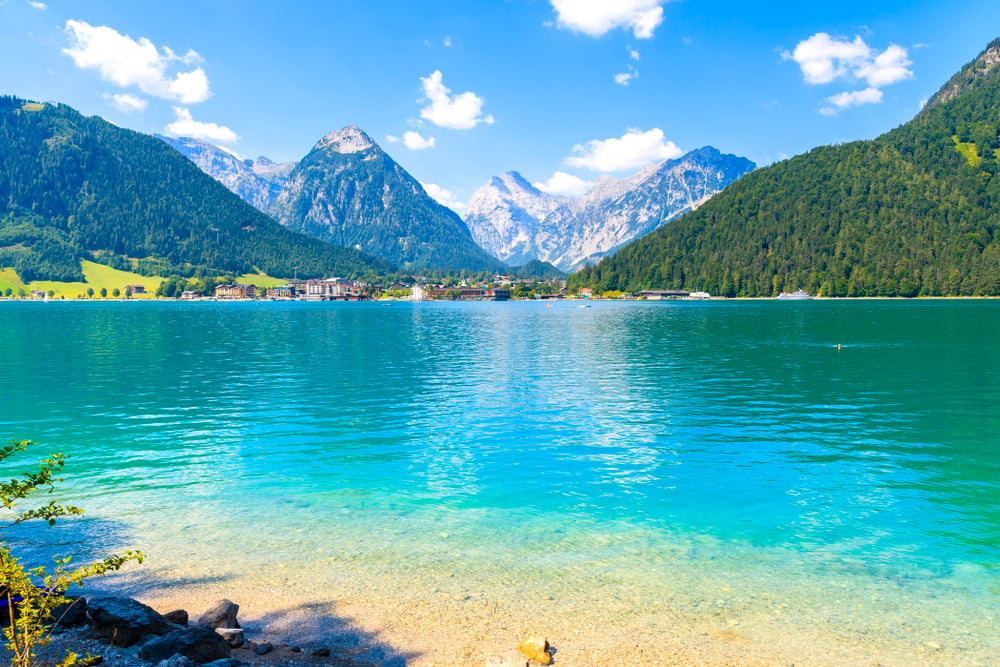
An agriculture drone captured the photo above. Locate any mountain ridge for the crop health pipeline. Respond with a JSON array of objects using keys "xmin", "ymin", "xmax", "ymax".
[
  {"xmin": 157, "ymin": 134, "xmax": 294, "ymax": 211},
  {"xmin": 0, "ymin": 96, "xmax": 392, "ymax": 282},
  {"xmin": 465, "ymin": 147, "xmax": 755, "ymax": 271},
  {"xmin": 161, "ymin": 127, "xmax": 503, "ymax": 272},
  {"xmin": 267, "ymin": 127, "xmax": 503, "ymax": 271}
]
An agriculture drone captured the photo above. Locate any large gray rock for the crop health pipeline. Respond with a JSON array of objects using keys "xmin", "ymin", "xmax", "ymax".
[
  {"xmin": 214, "ymin": 628, "xmax": 244, "ymax": 648},
  {"xmin": 163, "ymin": 610, "xmax": 189, "ymax": 626},
  {"xmin": 52, "ymin": 596, "xmax": 88, "ymax": 628},
  {"xmin": 87, "ymin": 596, "xmax": 170, "ymax": 647},
  {"xmin": 139, "ymin": 626, "xmax": 231, "ymax": 664},
  {"xmin": 195, "ymin": 600, "xmax": 239, "ymax": 629}
]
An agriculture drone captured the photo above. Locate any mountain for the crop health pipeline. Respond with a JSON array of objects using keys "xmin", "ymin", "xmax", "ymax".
[
  {"xmin": 268, "ymin": 126, "xmax": 503, "ymax": 272},
  {"xmin": 571, "ymin": 38, "xmax": 1000, "ymax": 298},
  {"xmin": 0, "ymin": 96, "xmax": 393, "ymax": 282},
  {"xmin": 156, "ymin": 134, "xmax": 294, "ymax": 211},
  {"xmin": 465, "ymin": 147, "xmax": 755, "ymax": 272},
  {"xmin": 464, "ymin": 172, "xmax": 568, "ymax": 267},
  {"xmin": 511, "ymin": 259, "xmax": 566, "ymax": 280}
]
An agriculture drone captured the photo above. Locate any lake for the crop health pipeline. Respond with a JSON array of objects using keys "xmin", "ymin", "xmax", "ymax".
[{"xmin": 1, "ymin": 299, "xmax": 997, "ymax": 665}]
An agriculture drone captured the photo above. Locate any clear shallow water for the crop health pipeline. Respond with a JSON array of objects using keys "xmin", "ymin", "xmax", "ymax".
[{"xmin": 1, "ymin": 300, "xmax": 999, "ymax": 662}]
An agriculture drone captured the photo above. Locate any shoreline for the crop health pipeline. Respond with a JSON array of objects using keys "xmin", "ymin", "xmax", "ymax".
[
  {"xmin": 4, "ymin": 294, "xmax": 1000, "ymax": 303},
  {"xmin": 71, "ymin": 546, "xmax": 981, "ymax": 667}
]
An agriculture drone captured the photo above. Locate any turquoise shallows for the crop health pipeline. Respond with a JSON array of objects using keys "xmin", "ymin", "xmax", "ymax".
[{"xmin": 1, "ymin": 300, "xmax": 997, "ymax": 660}]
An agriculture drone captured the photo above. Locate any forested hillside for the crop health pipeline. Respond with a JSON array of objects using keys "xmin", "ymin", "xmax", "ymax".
[
  {"xmin": 571, "ymin": 38, "xmax": 1000, "ymax": 297},
  {"xmin": 0, "ymin": 97, "xmax": 392, "ymax": 282}
]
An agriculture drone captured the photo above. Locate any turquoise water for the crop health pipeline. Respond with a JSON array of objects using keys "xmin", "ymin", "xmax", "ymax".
[{"xmin": 1, "ymin": 300, "xmax": 998, "ymax": 662}]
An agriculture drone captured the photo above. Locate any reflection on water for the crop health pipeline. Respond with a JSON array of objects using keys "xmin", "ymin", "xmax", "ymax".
[{"xmin": 1, "ymin": 299, "xmax": 998, "ymax": 661}]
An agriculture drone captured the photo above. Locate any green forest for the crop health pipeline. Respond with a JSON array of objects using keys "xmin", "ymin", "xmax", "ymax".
[
  {"xmin": 0, "ymin": 96, "xmax": 393, "ymax": 282},
  {"xmin": 570, "ymin": 39, "xmax": 1000, "ymax": 297}
]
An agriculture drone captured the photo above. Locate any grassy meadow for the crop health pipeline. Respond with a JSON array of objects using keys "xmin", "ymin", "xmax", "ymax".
[{"xmin": 0, "ymin": 261, "xmax": 288, "ymax": 299}]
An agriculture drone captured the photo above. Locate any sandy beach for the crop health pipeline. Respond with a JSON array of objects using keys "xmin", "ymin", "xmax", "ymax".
[{"xmin": 70, "ymin": 562, "xmax": 972, "ymax": 667}]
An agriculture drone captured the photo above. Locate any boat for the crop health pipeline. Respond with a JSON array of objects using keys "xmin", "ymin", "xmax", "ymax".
[{"xmin": 776, "ymin": 289, "xmax": 813, "ymax": 300}]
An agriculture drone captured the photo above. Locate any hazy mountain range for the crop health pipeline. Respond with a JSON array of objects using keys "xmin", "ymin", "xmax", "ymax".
[
  {"xmin": 164, "ymin": 127, "xmax": 501, "ymax": 271},
  {"xmin": 166, "ymin": 131, "xmax": 754, "ymax": 273},
  {"xmin": 465, "ymin": 147, "xmax": 755, "ymax": 271}
]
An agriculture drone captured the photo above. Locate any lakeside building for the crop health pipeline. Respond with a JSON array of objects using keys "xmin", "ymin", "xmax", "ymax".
[
  {"xmin": 637, "ymin": 290, "xmax": 690, "ymax": 300},
  {"xmin": 215, "ymin": 284, "xmax": 257, "ymax": 300},
  {"xmin": 457, "ymin": 288, "xmax": 511, "ymax": 301},
  {"xmin": 301, "ymin": 279, "xmax": 367, "ymax": 301}
]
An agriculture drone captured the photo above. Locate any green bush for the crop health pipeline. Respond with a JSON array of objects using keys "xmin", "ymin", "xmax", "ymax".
[{"xmin": 0, "ymin": 440, "xmax": 143, "ymax": 667}]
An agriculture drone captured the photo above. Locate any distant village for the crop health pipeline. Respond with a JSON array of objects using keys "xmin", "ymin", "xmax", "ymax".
[
  {"xmin": 6, "ymin": 276, "xmax": 712, "ymax": 302},
  {"xmin": 210, "ymin": 277, "xmax": 549, "ymax": 301},
  {"xmin": 205, "ymin": 277, "xmax": 710, "ymax": 301}
]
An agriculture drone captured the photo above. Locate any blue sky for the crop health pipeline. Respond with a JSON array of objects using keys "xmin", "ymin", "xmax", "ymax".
[{"xmin": 2, "ymin": 1, "xmax": 1000, "ymax": 214}]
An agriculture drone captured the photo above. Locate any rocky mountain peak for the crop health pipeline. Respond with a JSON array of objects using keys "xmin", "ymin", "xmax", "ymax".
[
  {"xmin": 465, "ymin": 146, "xmax": 755, "ymax": 271},
  {"xmin": 315, "ymin": 125, "xmax": 376, "ymax": 154},
  {"xmin": 923, "ymin": 38, "xmax": 1000, "ymax": 111}
]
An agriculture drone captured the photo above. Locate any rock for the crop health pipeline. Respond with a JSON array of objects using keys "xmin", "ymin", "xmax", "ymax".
[
  {"xmin": 139, "ymin": 626, "xmax": 232, "ymax": 664},
  {"xmin": 215, "ymin": 628, "xmax": 244, "ymax": 649},
  {"xmin": 87, "ymin": 596, "xmax": 171, "ymax": 647},
  {"xmin": 516, "ymin": 636, "xmax": 551, "ymax": 665},
  {"xmin": 252, "ymin": 642, "xmax": 272, "ymax": 656},
  {"xmin": 311, "ymin": 647, "xmax": 330, "ymax": 657},
  {"xmin": 196, "ymin": 600, "xmax": 240, "ymax": 629},
  {"xmin": 52, "ymin": 596, "xmax": 88, "ymax": 628},
  {"xmin": 163, "ymin": 610, "xmax": 189, "ymax": 626},
  {"xmin": 155, "ymin": 655, "xmax": 198, "ymax": 667}
]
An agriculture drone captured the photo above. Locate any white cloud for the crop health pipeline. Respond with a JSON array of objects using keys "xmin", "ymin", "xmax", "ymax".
[
  {"xmin": 419, "ymin": 70, "xmax": 495, "ymax": 130},
  {"xmin": 164, "ymin": 107, "xmax": 238, "ymax": 144},
  {"xmin": 385, "ymin": 135, "xmax": 400, "ymax": 143},
  {"xmin": 614, "ymin": 68, "xmax": 638, "ymax": 86},
  {"xmin": 784, "ymin": 33, "xmax": 913, "ymax": 115},
  {"xmin": 63, "ymin": 20, "xmax": 211, "ymax": 104},
  {"xmin": 858, "ymin": 44, "xmax": 913, "ymax": 87},
  {"xmin": 403, "ymin": 130, "xmax": 436, "ymax": 150},
  {"xmin": 105, "ymin": 92, "xmax": 147, "ymax": 113},
  {"xmin": 550, "ymin": 0, "xmax": 667, "ymax": 39},
  {"xmin": 422, "ymin": 182, "xmax": 466, "ymax": 215},
  {"xmin": 28, "ymin": 1, "xmax": 46, "ymax": 9},
  {"xmin": 534, "ymin": 171, "xmax": 594, "ymax": 197},
  {"xmin": 443, "ymin": 36, "xmax": 452, "ymax": 47},
  {"xmin": 565, "ymin": 128, "xmax": 682, "ymax": 172},
  {"xmin": 784, "ymin": 33, "xmax": 912, "ymax": 88},
  {"xmin": 784, "ymin": 33, "xmax": 870, "ymax": 85},
  {"xmin": 820, "ymin": 87, "xmax": 883, "ymax": 115},
  {"xmin": 628, "ymin": 47, "xmax": 641, "ymax": 61}
]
